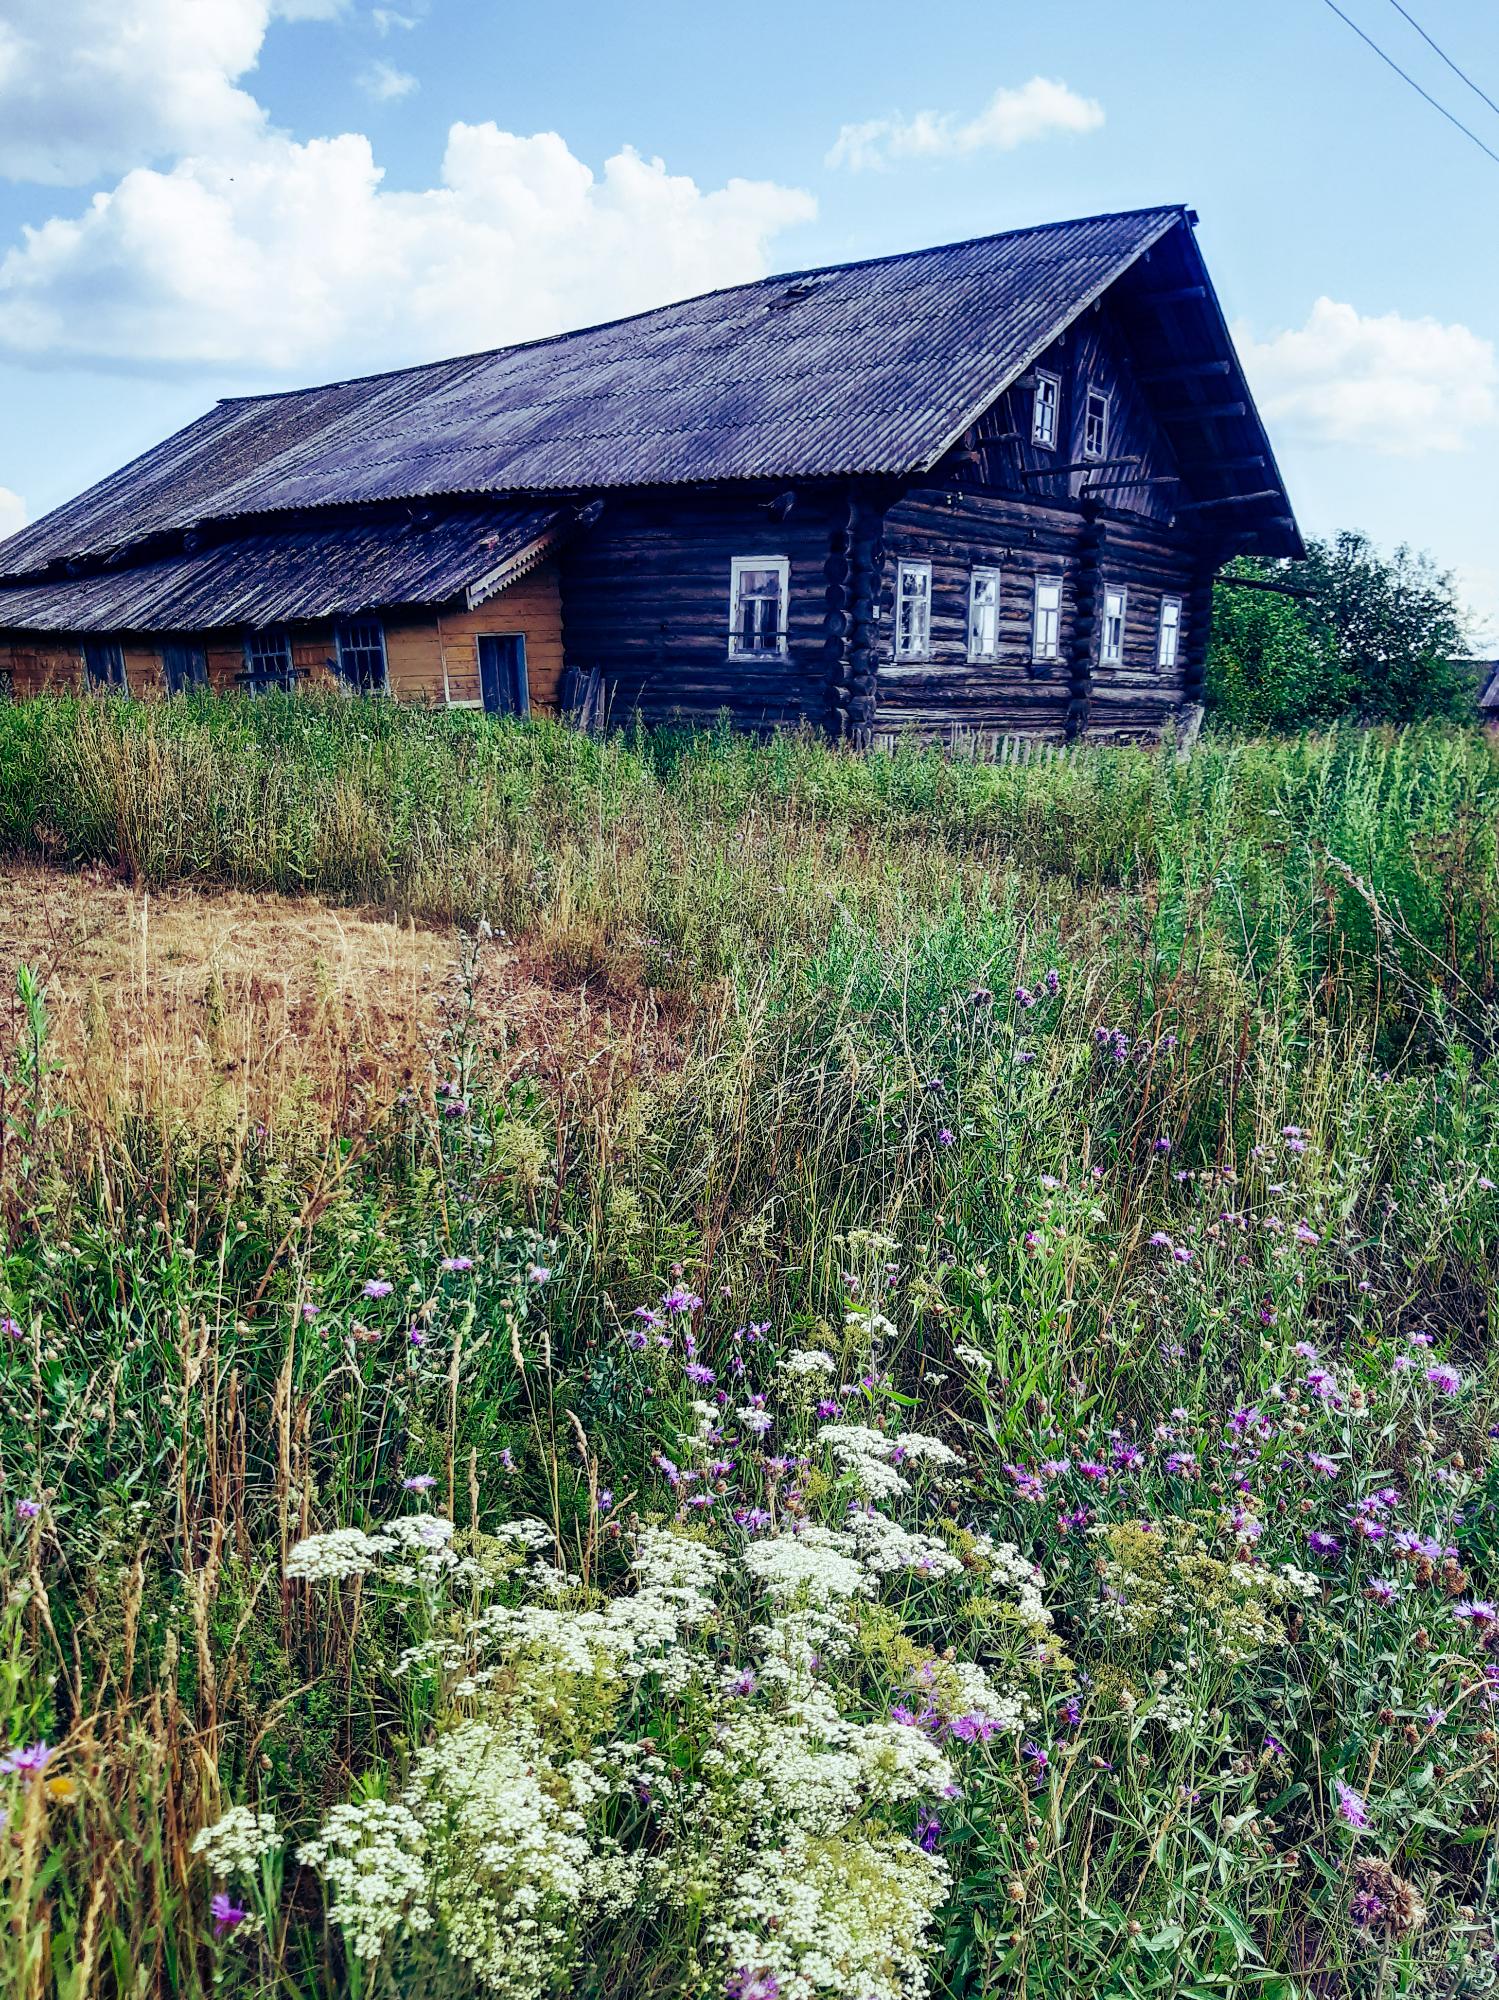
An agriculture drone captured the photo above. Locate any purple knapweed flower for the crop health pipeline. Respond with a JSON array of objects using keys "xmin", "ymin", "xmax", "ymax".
[
  {"xmin": 0, "ymin": 1741, "xmax": 51, "ymax": 1780},
  {"xmin": 1334, "ymin": 1779, "xmax": 1370, "ymax": 1830},
  {"xmin": 439, "ymin": 1256, "xmax": 474, "ymax": 1273},
  {"xmin": 1307, "ymin": 1529, "xmax": 1341, "ymax": 1557},
  {"xmin": 1425, "ymin": 1363, "xmax": 1461, "ymax": 1395},
  {"xmin": 402, "ymin": 1474, "xmax": 437, "ymax": 1492},
  {"xmin": 725, "ymin": 1971, "xmax": 780, "ymax": 2000},
  {"xmin": 361, "ymin": 1279, "xmax": 394, "ymax": 1301},
  {"xmin": 15, "ymin": 1499, "xmax": 40, "ymax": 1520},
  {"xmin": 210, "ymin": 1892, "xmax": 249, "ymax": 1939}
]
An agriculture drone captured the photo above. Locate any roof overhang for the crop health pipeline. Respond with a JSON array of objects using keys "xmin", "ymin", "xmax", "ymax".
[{"xmin": 0, "ymin": 504, "xmax": 578, "ymax": 638}]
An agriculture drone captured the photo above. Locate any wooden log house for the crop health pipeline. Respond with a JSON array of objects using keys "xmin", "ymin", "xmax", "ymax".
[{"xmin": 0, "ymin": 205, "xmax": 1300, "ymax": 746}]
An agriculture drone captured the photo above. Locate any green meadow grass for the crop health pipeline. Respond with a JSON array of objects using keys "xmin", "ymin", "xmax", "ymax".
[{"xmin": 0, "ymin": 696, "xmax": 1493, "ymax": 1999}]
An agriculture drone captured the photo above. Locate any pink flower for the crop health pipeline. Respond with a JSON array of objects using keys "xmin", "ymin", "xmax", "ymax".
[
  {"xmin": 362, "ymin": 1279, "xmax": 394, "ymax": 1300},
  {"xmin": 439, "ymin": 1256, "xmax": 474, "ymax": 1273}
]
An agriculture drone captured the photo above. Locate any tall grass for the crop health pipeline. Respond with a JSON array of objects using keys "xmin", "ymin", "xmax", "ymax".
[{"xmin": 0, "ymin": 698, "xmax": 1494, "ymax": 1997}]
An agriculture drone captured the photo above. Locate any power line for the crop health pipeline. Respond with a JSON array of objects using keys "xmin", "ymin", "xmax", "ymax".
[
  {"xmin": 1386, "ymin": 0, "xmax": 1499, "ymax": 123},
  {"xmin": 1318, "ymin": 0, "xmax": 1499, "ymax": 168}
]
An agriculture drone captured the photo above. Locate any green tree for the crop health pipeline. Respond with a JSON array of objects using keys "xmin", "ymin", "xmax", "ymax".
[{"xmin": 1207, "ymin": 531, "xmax": 1473, "ymax": 728}]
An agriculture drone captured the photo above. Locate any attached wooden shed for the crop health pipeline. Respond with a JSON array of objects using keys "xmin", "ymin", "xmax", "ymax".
[{"xmin": 0, "ymin": 203, "xmax": 1300, "ymax": 744}]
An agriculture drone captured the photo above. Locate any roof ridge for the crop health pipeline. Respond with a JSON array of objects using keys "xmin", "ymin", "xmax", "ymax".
[{"xmin": 215, "ymin": 204, "xmax": 1192, "ymax": 407}]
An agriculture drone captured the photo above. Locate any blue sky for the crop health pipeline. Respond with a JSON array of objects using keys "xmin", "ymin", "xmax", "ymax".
[{"xmin": 1, "ymin": 0, "xmax": 1496, "ymax": 638}]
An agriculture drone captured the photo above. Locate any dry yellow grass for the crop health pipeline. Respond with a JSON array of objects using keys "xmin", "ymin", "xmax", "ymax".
[
  {"xmin": 0, "ymin": 863, "xmax": 452, "ymax": 1136},
  {"xmin": 0, "ymin": 863, "xmax": 686, "ymax": 1143}
]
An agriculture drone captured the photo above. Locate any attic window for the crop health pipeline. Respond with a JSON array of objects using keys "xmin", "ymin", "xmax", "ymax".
[
  {"xmin": 1084, "ymin": 387, "xmax": 1109, "ymax": 459},
  {"xmin": 729, "ymin": 556, "xmax": 789, "ymax": 657},
  {"xmin": 1032, "ymin": 371, "xmax": 1060, "ymax": 449}
]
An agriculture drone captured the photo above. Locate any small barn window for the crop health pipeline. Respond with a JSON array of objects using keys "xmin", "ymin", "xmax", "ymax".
[
  {"xmin": 1100, "ymin": 585, "xmax": 1127, "ymax": 666},
  {"xmin": 1032, "ymin": 576, "xmax": 1062, "ymax": 662},
  {"xmin": 83, "ymin": 640, "xmax": 127, "ymax": 693},
  {"xmin": 729, "ymin": 556, "xmax": 789, "ymax": 657},
  {"xmin": 1157, "ymin": 594, "xmax": 1183, "ymax": 670},
  {"xmin": 1032, "ymin": 371, "xmax": 1060, "ymax": 449},
  {"xmin": 895, "ymin": 560, "xmax": 932, "ymax": 659},
  {"xmin": 243, "ymin": 628, "xmax": 295, "ymax": 692},
  {"xmin": 162, "ymin": 642, "xmax": 207, "ymax": 694},
  {"xmin": 335, "ymin": 618, "xmax": 388, "ymax": 694},
  {"xmin": 1084, "ymin": 387, "xmax": 1109, "ymax": 459},
  {"xmin": 968, "ymin": 567, "xmax": 1001, "ymax": 662}
]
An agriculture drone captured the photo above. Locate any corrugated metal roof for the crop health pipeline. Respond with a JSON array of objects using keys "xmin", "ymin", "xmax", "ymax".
[
  {"xmin": 0, "ymin": 208, "xmax": 1193, "ymax": 579},
  {"xmin": 0, "ymin": 505, "xmax": 563, "ymax": 635}
]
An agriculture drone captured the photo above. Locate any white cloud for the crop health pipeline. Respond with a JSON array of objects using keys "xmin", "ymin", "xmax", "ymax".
[
  {"xmin": 357, "ymin": 58, "xmax": 417, "ymax": 101},
  {"xmin": 0, "ymin": 0, "xmax": 344, "ymax": 186},
  {"xmin": 0, "ymin": 126, "xmax": 815, "ymax": 373},
  {"xmin": 0, "ymin": 0, "xmax": 814, "ymax": 376},
  {"xmin": 0, "ymin": 487, "xmax": 26, "ymax": 541},
  {"xmin": 1236, "ymin": 297, "xmax": 1497, "ymax": 456},
  {"xmin": 828, "ymin": 77, "xmax": 1103, "ymax": 171}
]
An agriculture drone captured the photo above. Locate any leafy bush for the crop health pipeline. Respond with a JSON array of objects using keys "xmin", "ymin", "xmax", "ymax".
[{"xmin": 1208, "ymin": 532, "xmax": 1474, "ymax": 729}]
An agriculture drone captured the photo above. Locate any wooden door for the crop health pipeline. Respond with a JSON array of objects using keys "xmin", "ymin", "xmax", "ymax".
[{"xmin": 477, "ymin": 635, "xmax": 529, "ymax": 717}]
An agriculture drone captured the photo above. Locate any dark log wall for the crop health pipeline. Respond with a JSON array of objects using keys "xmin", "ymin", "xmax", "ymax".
[
  {"xmin": 559, "ymin": 492, "xmax": 850, "ymax": 731},
  {"xmin": 875, "ymin": 297, "xmax": 1216, "ymax": 745},
  {"xmin": 875, "ymin": 487, "xmax": 1083, "ymax": 741}
]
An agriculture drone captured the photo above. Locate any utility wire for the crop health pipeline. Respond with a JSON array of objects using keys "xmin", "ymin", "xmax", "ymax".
[
  {"xmin": 1386, "ymin": 0, "xmax": 1499, "ymax": 123},
  {"xmin": 1318, "ymin": 0, "xmax": 1499, "ymax": 167}
]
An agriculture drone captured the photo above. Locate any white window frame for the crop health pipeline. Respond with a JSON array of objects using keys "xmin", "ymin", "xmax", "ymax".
[
  {"xmin": 334, "ymin": 617, "xmax": 389, "ymax": 695},
  {"xmin": 1157, "ymin": 594, "xmax": 1183, "ymax": 670},
  {"xmin": 1031, "ymin": 576, "xmax": 1062, "ymax": 663},
  {"xmin": 1100, "ymin": 584, "xmax": 1127, "ymax": 667},
  {"xmin": 967, "ymin": 566, "xmax": 1002, "ymax": 663},
  {"xmin": 1083, "ymin": 386, "xmax": 1110, "ymax": 460},
  {"xmin": 1031, "ymin": 370, "xmax": 1061, "ymax": 449},
  {"xmin": 894, "ymin": 559, "xmax": 933, "ymax": 661},
  {"xmin": 728, "ymin": 555, "xmax": 790, "ymax": 659}
]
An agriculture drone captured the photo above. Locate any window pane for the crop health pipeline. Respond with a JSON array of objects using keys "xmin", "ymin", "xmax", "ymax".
[
  {"xmin": 1034, "ymin": 580, "xmax": 1061, "ymax": 659},
  {"xmin": 1158, "ymin": 598, "xmax": 1182, "ymax": 668},
  {"xmin": 896, "ymin": 564, "xmax": 930, "ymax": 658},
  {"xmin": 1033, "ymin": 375, "xmax": 1058, "ymax": 447},
  {"xmin": 970, "ymin": 571, "xmax": 999, "ymax": 659},
  {"xmin": 1084, "ymin": 389, "xmax": 1108, "ymax": 458},
  {"xmin": 1101, "ymin": 587, "xmax": 1126, "ymax": 664},
  {"xmin": 731, "ymin": 559, "xmax": 786, "ymax": 655}
]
